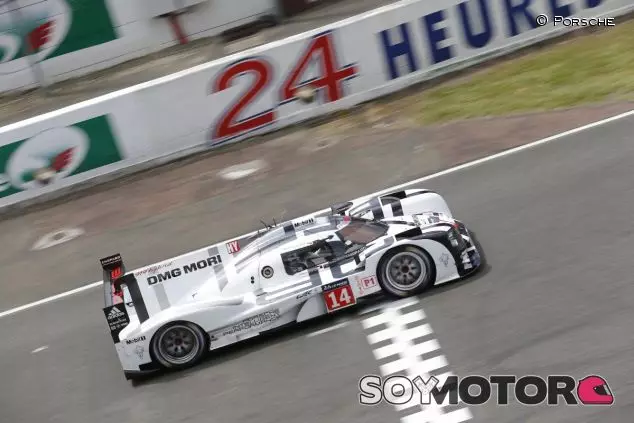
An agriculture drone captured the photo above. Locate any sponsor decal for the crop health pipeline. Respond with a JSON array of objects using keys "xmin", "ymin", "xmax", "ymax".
[
  {"xmin": 0, "ymin": 115, "xmax": 123, "ymax": 199},
  {"xmin": 293, "ymin": 217, "xmax": 315, "ymax": 228},
  {"xmin": 359, "ymin": 374, "xmax": 614, "ymax": 407},
  {"xmin": 147, "ymin": 268, "xmax": 182, "ymax": 285},
  {"xmin": 0, "ymin": 0, "xmax": 118, "ymax": 75},
  {"xmin": 125, "ymin": 336, "xmax": 146, "ymax": 345},
  {"xmin": 147, "ymin": 255, "xmax": 222, "ymax": 285},
  {"xmin": 100, "ymin": 253, "xmax": 121, "ymax": 267},
  {"xmin": 134, "ymin": 261, "xmax": 175, "ymax": 277},
  {"xmin": 323, "ymin": 278, "xmax": 356, "ymax": 312},
  {"xmin": 103, "ymin": 305, "xmax": 129, "ymax": 342},
  {"xmin": 226, "ymin": 240, "xmax": 241, "ymax": 254},
  {"xmin": 220, "ymin": 309, "xmax": 281, "ymax": 336},
  {"xmin": 261, "ymin": 265, "xmax": 274, "ymax": 279},
  {"xmin": 134, "ymin": 345, "xmax": 144, "ymax": 360},
  {"xmin": 439, "ymin": 253, "xmax": 450, "ymax": 267},
  {"xmin": 322, "ymin": 279, "xmax": 350, "ymax": 292},
  {"xmin": 106, "ymin": 306, "xmax": 124, "ymax": 320},
  {"xmin": 110, "ymin": 267, "xmax": 123, "ymax": 280},
  {"xmin": 357, "ymin": 275, "xmax": 378, "ymax": 293},
  {"xmin": 296, "ymin": 289, "xmax": 314, "ymax": 300}
]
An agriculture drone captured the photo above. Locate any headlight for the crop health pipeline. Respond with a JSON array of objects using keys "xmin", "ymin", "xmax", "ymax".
[
  {"xmin": 447, "ymin": 229, "xmax": 459, "ymax": 247},
  {"xmin": 447, "ymin": 227, "xmax": 466, "ymax": 249}
]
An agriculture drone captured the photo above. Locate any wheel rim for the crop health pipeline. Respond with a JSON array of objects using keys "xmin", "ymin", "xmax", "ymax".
[
  {"xmin": 157, "ymin": 325, "xmax": 200, "ymax": 365},
  {"xmin": 385, "ymin": 252, "xmax": 427, "ymax": 291}
]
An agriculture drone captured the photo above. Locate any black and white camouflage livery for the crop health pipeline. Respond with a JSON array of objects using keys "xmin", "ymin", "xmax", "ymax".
[{"xmin": 100, "ymin": 189, "xmax": 484, "ymax": 380}]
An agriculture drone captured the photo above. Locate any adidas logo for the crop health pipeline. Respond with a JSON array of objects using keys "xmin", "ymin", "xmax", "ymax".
[{"xmin": 107, "ymin": 306, "xmax": 124, "ymax": 319}]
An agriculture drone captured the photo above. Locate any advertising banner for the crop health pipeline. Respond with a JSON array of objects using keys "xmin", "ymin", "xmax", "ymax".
[
  {"xmin": 1, "ymin": 0, "xmax": 632, "ymax": 209},
  {"xmin": 0, "ymin": 114, "xmax": 123, "ymax": 199},
  {"xmin": 140, "ymin": 0, "xmax": 632, "ymax": 152}
]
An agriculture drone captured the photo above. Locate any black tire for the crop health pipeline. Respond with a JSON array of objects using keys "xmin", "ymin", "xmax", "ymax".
[
  {"xmin": 377, "ymin": 246, "xmax": 435, "ymax": 298},
  {"xmin": 151, "ymin": 322, "xmax": 208, "ymax": 370}
]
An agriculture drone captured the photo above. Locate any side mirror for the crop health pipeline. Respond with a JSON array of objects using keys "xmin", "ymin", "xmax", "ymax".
[{"xmin": 330, "ymin": 201, "xmax": 353, "ymax": 215}]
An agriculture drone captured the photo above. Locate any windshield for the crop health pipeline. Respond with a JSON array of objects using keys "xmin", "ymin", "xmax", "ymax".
[
  {"xmin": 232, "ymin": 226, "xmax": 288, "ymax": 269},
  {"xmin": 335, "ymin": 218, "xmax": 388, "ymax": 245},
  {"xmin": 233, "ymin": 216, "xmax": 387, "ymax": 269}
]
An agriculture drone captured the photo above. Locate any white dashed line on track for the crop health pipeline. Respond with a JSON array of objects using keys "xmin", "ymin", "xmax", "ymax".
[
  {"xmin": 361, "ymin": 298, "xmax": 473, "ymax": 423},
  {"xmin": 31, "ymin": 346, "xmax": 49, "ymax": 354},
  {"xmin": 305, "ymin": 321, "xmax": 350, "ymax": 338}
]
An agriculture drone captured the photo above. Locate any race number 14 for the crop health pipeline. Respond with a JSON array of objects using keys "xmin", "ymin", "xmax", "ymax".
[
  {"xmin": 210, "ymin": 31, "xmax": 358, "ymax": 144},
  {"xmin": 323, "ymin": 279, "xmax": 356, "ymax": 312}
]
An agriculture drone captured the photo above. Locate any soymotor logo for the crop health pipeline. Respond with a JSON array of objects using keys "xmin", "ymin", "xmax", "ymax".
[
  {"xmin": 0, "ymin": 114, "xmax": 123, "ymax": 198},
  {"xmin": 359, "ymin": 374, "xmax": 614, "ymax": 406},
  {"xmin": 0, "ymin": 0, "xmax": 117, "ymax": 75}
]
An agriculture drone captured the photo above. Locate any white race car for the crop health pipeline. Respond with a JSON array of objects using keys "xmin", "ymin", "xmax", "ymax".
[{"xmin": 100, "ymin": 189, "xmax": 484, "ymax": 380}]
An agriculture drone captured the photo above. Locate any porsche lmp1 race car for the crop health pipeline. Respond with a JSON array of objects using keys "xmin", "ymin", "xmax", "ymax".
[{"xmin": 100, "ymin": 188, "xmax": 484, "ymax": 380}]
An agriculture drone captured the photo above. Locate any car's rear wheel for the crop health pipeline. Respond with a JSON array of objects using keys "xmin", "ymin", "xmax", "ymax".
[
  {"xmin": 151, "ymin": 322, "xmax": 207, "ymax": 370},
  {"xmin": 377, "ymin": 246, "xmax": 435, "ymax": 298}
]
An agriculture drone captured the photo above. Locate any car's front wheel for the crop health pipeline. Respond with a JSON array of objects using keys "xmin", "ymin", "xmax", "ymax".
[
  {"xmin": 151, "ymin": 322, "xmax": 208, "ymax": 370},
  {"xmin": 377, "ymin": 246, "xmax": 435, "ymax": 298}
]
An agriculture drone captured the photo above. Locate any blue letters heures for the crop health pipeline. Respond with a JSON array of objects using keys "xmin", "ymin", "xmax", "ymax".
[
  {"xmin": 458, "ymin": 0, "xmax": 494, "ymax": 49},
  {"xmin": 586, "ymin": 0, "xmax": 604, "ymax": 8},
  {"xmin": 423, "ymin": 10, "xmax": 454, "ymax": 65},
  {"xmin": 504, "ymin": 0, "xmax": 538, "ymax": 37},
  {"xmin": 378, "ymin": 23, "xmax": 419, "ymax": 80},
  {"xmin": 376, "ymin": 0, "xmax": 607, "ymax": 81}
]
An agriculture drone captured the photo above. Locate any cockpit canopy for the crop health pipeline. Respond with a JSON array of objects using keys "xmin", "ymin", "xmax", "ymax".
[{"xmin": 233, "ymin": 215, "xmax": 389, "ymax": 273}]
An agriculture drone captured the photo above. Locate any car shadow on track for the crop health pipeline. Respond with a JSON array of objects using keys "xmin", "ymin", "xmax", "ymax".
[
  {"xmin": 130, "ymin": 305, "xmax": 365, "ymax": 387},
  {"xmin": 424, "ymin": 262, "xmax": 492, "ymax": 300}
]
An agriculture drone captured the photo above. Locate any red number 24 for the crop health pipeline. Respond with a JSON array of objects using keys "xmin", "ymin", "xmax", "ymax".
[
  {"xmin": 210, "ymin": 31, "xmax": 358, "ymax": 144},
  {"xmin": 210, "ymin": 58, "xmax": 275, "ymax": 142}
]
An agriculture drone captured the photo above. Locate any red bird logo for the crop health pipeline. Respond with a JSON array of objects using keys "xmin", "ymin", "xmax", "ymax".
[
  {"xmin": 28, "ymin": 21, "xmax": 54, "ymax": 52},
  {"xmin": 50, "ymin": 148, "xmax": 73, "ymax": 172}
]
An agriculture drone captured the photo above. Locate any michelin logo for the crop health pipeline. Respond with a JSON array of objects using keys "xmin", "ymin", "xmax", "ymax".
[{"xmin": 126, "ymin": 336, "xmax": 146, "ymax": 345}]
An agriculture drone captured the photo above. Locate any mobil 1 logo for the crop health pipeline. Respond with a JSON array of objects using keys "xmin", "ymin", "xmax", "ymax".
[
  {"xmin": 103, "ymin": 304, "xmax": 130, "ymax": 342},
  {"xmin": 147, "ymin": 254, "xmax": 222, "ymax": 285}
]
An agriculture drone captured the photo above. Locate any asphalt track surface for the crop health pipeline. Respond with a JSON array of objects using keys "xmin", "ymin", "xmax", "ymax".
[{"xmin": 3, "ymin": 113, "xmax": 634, "ymax": 422}]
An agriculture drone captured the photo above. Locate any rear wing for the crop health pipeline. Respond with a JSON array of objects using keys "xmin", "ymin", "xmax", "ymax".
[
  {"xmin": 100, "ymin": 253, "xmax": 126, "ymax": 307},
  {"xmin": 100, "ymin": 253, "xmax": 150, "ymax": 342}
]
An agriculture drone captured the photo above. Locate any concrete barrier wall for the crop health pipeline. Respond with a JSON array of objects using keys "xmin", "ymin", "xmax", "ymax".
[
  {"xmin": 0, "ymin": 0, "xmax": 632, "ymax": 210},
  {"xmin": 0, "ymin": 0, "xmax": 277, "ymax": 93}
]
